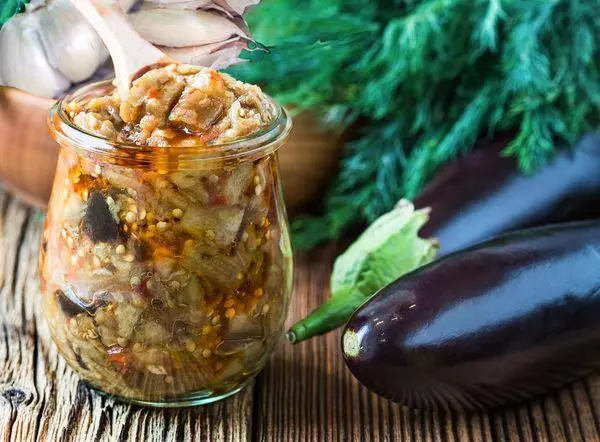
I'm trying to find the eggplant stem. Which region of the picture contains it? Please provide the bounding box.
[287,294,357,344]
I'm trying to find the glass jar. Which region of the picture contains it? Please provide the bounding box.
[40,81,293,407]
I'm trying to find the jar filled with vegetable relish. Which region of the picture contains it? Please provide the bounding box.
[40,66,293,407]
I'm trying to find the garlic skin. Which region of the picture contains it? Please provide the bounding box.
[0,0,260,98]
[144,1,214,9]
[144,1,258,15]
[121,0,139,10]
[164,37,248,69]
[217,0,260,15]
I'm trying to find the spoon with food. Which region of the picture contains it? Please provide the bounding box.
[70,0,176,97]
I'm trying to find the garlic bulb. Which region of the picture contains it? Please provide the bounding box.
[0,0,260,98]
[0,0,132,98]
[36,0,109,83]
[0,13,70,97]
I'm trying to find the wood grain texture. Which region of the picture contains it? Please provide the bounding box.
[257,245,600,442]
[0,192,598,442]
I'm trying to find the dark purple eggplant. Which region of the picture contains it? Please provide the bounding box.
[342,221,600,410]
[83,190,119,243]
[55,287,110,318]
[416,132,600,255]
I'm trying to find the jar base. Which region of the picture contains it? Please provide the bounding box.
[85,381,250,408]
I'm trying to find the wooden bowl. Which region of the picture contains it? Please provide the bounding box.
[0,88,343,211]
[0,88,57,208]
[278,111,344,214]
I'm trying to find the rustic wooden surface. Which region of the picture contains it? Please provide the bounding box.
[0,191,598,442]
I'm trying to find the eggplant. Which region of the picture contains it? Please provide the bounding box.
[82,190,119,243]
[416,132,600,255]
[55,287,110,318]
[342,221,600,410]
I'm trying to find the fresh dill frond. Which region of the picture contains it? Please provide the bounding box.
[229,0,600,249]
[0,0,28,28]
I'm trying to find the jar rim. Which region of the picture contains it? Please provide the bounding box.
[48,79,292,164]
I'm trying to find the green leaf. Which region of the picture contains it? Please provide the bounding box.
[287,199,438,343]
[0,0,28,28]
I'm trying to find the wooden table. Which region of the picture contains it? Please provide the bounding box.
[0,191,598,442]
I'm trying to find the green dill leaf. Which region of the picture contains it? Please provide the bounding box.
[230,0,600,249]
[0,0,28,28]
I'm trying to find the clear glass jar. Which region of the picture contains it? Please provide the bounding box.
[40,81,293,407]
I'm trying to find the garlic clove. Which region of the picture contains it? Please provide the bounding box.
[128,8,247,47]
[36,0,109,83]
[0,14,69,98]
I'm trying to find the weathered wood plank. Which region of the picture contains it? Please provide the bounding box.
[254,245,600,442]
[0,194,254,442]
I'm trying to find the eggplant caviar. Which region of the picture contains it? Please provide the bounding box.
[343,221,600,410]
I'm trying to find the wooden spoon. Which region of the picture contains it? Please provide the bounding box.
[69,0,177,97]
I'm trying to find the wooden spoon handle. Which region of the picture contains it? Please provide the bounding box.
[70,0,175,97]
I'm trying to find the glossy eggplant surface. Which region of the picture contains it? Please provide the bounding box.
[415,132,600,255]
[342,221,600,410]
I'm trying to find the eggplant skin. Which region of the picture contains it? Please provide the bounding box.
[416,132,600,256]
[342,221,600,410]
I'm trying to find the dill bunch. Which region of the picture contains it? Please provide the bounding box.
[0,0,28,27]
[229,0,600,249]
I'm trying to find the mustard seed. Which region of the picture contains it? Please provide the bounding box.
[184,339,196,353]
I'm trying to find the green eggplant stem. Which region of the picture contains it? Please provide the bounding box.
[287,291,363,344]
[287,200,437,344]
